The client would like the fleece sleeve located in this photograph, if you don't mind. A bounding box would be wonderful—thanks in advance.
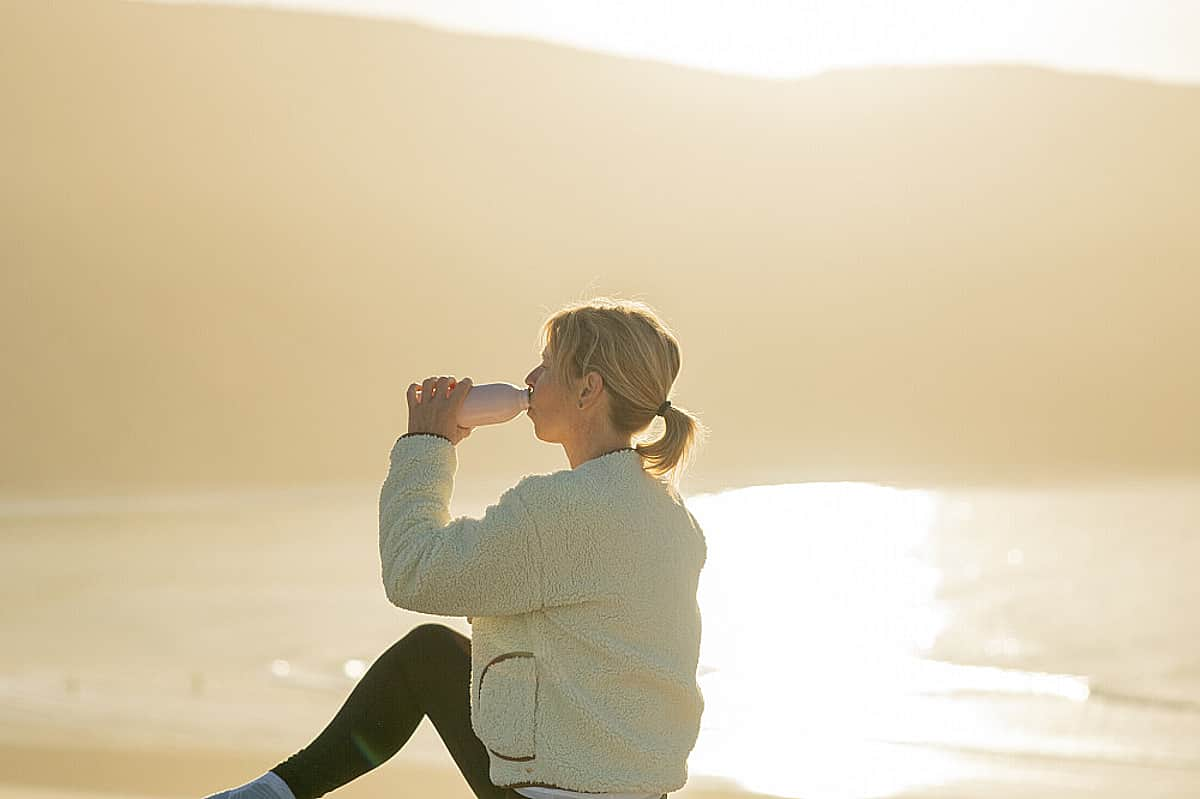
[378,433,544,617]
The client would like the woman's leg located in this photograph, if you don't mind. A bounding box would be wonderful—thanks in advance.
[269,622,513,799]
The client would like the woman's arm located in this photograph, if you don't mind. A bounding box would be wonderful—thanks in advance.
[379,434,544,617]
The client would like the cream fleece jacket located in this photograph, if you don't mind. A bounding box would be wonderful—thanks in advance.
[379,433,707,794]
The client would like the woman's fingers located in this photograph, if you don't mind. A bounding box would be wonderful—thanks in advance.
[415,375,467,402]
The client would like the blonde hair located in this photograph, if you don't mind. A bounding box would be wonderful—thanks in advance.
[537,296,708,491]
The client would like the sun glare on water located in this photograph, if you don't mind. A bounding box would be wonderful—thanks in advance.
[685,481,953,798]
[681,481,1088,799]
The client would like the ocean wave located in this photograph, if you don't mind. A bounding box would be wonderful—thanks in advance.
[1086,685,1200,715]
[901,657,1200,716]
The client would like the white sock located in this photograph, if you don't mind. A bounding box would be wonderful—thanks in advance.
[203,770,297,799]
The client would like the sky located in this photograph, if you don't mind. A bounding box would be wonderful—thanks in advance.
[135,0,1200,84]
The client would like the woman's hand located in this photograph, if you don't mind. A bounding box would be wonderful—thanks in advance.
[407,376,474,445]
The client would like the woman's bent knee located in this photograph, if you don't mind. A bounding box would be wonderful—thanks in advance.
[379,623,469,666]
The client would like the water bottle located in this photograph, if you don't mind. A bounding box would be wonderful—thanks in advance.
[415,381,531,428]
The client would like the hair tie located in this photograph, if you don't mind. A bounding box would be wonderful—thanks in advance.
[656,400,671,417]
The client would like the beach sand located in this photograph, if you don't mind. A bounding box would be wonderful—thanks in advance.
[0,740,483,798]
[0,739,775,799]
[7,738,1199,799]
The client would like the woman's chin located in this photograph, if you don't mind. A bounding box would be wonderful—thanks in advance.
[529,417,553,443]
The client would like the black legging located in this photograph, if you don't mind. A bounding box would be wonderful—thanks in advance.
[270,623,524,799]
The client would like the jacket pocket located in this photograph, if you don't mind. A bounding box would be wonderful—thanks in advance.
[477,651,538,761]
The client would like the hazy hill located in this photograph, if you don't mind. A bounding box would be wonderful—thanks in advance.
[3,0,1198,499]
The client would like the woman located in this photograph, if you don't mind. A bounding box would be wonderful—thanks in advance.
[206,297,709,799]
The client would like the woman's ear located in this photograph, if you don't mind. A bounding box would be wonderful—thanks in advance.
[584,371,605,398]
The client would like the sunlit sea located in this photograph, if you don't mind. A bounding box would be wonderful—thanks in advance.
[1,474,1198,798]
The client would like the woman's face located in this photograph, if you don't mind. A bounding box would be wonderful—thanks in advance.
[523,347,571,442]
